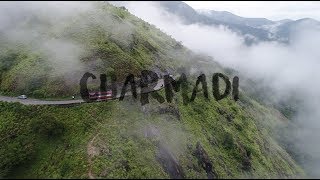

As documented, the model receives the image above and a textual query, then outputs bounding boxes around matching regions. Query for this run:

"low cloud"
[111,1,320,176]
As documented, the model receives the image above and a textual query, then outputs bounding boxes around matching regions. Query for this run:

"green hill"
[0,2,305,178]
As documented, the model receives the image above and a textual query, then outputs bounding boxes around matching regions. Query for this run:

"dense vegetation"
[0,2,305,178]
[0,93,304,178]
[0,2,192,98]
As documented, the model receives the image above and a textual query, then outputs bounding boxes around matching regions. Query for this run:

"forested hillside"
[0,2,305,178]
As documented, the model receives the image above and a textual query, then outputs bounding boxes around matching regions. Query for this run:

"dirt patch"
[87,133,100,179]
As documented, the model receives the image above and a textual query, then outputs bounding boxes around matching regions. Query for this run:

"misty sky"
[184,1,320,21]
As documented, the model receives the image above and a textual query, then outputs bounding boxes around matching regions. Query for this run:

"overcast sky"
[184,1,320,21]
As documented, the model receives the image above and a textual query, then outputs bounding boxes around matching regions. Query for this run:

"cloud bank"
[111,1,320,177]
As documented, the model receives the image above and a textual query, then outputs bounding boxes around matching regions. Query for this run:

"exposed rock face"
[193,142,218,179]
[217,107,234,122]
[242,155,252,171]
[156,143,185,179]
[158,106,181,119]
[241,148,252,171]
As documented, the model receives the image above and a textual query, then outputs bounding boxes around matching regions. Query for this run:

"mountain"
[158,1,320,44]
[158,1,275,44]
[198,9,274,28]
[0,2,305,178]
[265,18,320,42]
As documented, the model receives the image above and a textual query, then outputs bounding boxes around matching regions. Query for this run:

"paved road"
[0,79,164,106]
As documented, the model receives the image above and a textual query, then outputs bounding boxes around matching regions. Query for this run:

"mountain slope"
[0,2,305,178]
[0,2,195,98]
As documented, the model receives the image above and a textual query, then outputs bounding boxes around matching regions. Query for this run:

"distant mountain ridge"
[197,9,275,28]
[158,1,320,45]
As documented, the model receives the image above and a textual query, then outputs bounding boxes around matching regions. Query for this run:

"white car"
[17,95,27,99]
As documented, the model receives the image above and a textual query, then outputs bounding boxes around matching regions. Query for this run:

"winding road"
[0,79,164,106]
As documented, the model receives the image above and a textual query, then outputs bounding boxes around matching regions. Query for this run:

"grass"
[0,86,305,178]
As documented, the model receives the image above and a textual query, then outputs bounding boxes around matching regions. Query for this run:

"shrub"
[32,115,65,138]
[223,133,235,150]
[0,103,35,178]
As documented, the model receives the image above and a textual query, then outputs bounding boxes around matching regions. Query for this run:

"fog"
[0,1,136,82]
[0,2,188,177]
[0,2,94,75]
[1,1,320,177]
[110,1,320,177]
